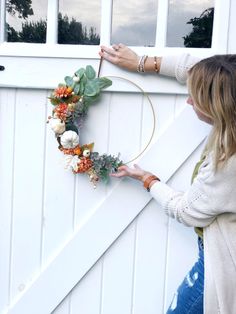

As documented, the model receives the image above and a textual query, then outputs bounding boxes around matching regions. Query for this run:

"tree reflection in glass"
[167,0,214,47]
[58,0,100,45]
[6,0,47,43]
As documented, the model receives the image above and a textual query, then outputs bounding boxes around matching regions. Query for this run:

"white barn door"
[0,0,234,313]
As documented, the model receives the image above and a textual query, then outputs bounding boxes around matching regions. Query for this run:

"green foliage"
[19,20,46,43]
[7,23,19,42]
[6,0,33,19]
[6,12,100,45]
[183,8,214,48]
[58,13,100,45]
[90,152,123,182]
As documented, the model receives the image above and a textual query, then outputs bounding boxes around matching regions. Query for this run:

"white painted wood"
[155,0,169,47]
[100,0,113,45]
[132,201,168,314]
[46,0,59,44]
[101,224,135,314]
[9,90,47,301]
[70,260,103,314]
[0,89,16,313]
[6,106,210,314]
[227,0,236,53]
[0,0,5,43]
[211,0,231,53]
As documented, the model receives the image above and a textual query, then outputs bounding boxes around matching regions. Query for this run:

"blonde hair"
[188,55,236,169]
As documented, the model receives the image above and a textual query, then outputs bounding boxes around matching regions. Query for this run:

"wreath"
[48,65,123,187]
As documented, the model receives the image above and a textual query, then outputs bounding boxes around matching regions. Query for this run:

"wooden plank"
[9,90,47,300]
[101,224,136,314]
[6,106,210,314]
[0,55,190,94]
[132,201,168,314]
[0,89,16,312]
[70,260,103,314]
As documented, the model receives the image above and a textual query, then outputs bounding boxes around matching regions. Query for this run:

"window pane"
[6,0,47,43]
[111,0,158,47]
[58,0,101,45]
[167,0,214,48]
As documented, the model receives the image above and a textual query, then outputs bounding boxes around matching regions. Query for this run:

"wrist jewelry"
[137,55,148,73]
[143,175,160,192]
[154,56,159,73]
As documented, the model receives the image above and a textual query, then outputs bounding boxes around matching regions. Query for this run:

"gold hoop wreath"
[47,58,156,188]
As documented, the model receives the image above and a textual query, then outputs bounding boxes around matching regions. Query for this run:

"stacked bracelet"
[154,56,159,73]
[137,55,148,73]
[143,175,160,192]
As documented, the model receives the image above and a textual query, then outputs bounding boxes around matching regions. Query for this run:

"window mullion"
[0,0,6,43]
[100,0,113,45]
[211,0,230,53]
[46,0,59,44]
[155,0,169,47]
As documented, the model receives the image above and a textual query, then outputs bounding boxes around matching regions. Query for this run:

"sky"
[6,0,214,47]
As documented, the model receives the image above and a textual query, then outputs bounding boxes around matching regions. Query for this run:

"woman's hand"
[110,164,153,183]
[99,43,139,72]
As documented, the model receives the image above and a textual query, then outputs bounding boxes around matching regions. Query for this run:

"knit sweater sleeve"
[159,53,200,84]
[150,155,236,227]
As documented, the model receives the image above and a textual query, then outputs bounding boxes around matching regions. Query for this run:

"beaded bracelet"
[137,55,148,73]
[154,56,159,73]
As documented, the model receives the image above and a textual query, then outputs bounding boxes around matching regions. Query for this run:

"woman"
[99,44,236,314]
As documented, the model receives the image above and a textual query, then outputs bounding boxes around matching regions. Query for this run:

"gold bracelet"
[154,56,159,73]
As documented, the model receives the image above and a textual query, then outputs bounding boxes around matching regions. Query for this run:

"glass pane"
[58,0,101,45]
[111,0,158,47]
[6,0,47,43]
[167,0,214,48]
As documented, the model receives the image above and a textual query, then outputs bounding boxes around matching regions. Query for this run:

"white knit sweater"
[152,54,236,314]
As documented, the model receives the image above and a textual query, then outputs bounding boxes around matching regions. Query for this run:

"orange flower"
[54,103,68,120]
[54,86,73,98]
[74,157,93,173]
[59,144,81,156]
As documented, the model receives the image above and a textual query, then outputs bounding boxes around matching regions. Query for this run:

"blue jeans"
[166,238,204,314]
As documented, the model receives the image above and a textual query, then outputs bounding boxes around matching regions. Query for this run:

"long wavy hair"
[188,54,236,169]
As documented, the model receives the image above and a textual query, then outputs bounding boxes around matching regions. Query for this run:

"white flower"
[64,155,80,172]
[60,130,80,148]
[50,118,66,134]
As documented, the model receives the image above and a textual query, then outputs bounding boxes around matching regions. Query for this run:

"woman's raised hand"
[99,43,139,72]
[110,164,153,182]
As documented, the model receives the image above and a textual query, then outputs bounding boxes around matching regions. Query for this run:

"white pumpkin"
[83,149,90,157]
[50,118,66,134]
[60,130,80,148]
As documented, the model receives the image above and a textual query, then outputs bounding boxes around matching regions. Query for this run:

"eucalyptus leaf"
[85,65,96,80]
[79,81,85,94]
[94,77,112,90]
[84,81,100,96]
[75,68,85,78]
[65,76,74,87]
[73,84,80,95]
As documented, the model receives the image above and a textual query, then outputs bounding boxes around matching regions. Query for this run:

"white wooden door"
[0,0,234,313]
